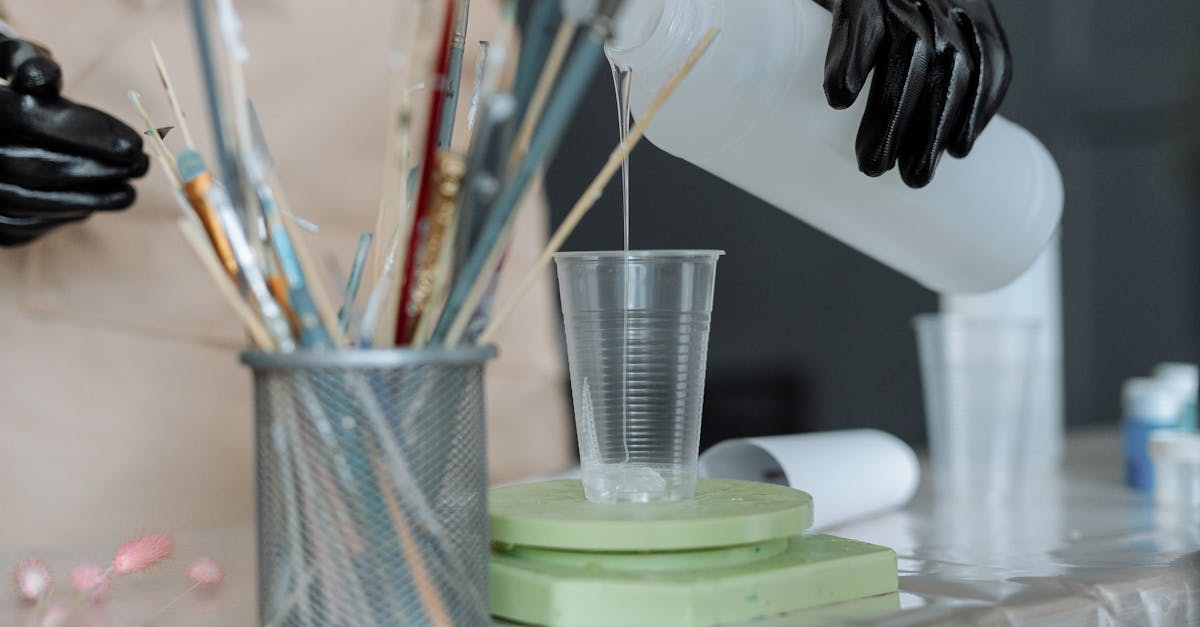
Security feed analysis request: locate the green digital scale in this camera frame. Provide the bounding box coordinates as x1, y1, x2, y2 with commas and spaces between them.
489, 479, 899, 626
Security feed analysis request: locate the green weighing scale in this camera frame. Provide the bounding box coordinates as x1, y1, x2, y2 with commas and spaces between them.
489, 478, 899, 626
492, 250, 900, 625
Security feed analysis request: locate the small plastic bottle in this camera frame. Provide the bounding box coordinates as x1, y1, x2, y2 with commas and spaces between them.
1148, 431, 1200, 508
1123, 378, 1185, 491
1153, 363, 1199, 432
607, 0, 1063, 293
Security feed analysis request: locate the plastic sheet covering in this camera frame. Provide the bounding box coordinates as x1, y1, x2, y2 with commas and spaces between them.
821, 428, 1200, 626
1, 430, 1195, 626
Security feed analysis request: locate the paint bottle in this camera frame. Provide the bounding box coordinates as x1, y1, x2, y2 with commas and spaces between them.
1153, 363, 1199, 432
1123, 378, 1184, 491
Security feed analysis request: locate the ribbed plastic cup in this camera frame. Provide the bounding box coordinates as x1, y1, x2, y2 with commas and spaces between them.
914, 314, 1039, 498
555, 250, 722, 504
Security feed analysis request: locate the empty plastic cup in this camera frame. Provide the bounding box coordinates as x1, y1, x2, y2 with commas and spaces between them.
555, 250, 722, 504
914, 314, 1039, 497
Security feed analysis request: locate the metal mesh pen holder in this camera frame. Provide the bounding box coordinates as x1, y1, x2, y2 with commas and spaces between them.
242, 347, 496, 627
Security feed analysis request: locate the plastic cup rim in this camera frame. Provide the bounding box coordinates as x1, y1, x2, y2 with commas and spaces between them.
553, 249, 725, 262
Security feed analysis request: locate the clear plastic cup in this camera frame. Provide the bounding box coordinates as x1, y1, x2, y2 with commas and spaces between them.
555, 250, 722, 504
914, 314, 1040, 497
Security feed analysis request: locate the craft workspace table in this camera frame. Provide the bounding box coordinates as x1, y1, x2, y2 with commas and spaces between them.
3, 429, 1197, 626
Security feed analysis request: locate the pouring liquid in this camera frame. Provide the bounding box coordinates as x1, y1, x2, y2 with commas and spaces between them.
574, 62, 708, 502
612, 62, 633, 464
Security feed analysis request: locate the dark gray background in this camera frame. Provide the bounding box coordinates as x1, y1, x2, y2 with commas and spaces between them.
533, 1, 1200, 449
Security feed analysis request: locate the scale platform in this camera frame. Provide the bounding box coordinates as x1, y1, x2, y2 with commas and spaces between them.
490, 479, 898, 627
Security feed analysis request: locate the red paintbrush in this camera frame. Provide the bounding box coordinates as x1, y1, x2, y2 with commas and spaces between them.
394, 0, 459, 345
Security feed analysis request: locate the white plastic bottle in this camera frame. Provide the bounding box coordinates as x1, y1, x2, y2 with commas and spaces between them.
607, 0, 1064, 293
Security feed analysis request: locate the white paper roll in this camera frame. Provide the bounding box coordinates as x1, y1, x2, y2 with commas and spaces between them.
700, 430, 920, 529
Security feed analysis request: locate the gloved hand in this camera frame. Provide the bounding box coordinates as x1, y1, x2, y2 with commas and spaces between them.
0, 34, 148, 246
815, 0, 1012, 188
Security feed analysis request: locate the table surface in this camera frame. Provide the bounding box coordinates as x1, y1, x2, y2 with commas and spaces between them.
3, 429, 1197, 626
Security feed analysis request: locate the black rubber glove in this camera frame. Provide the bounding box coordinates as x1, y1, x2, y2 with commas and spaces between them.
815, 0, 1012, 188
0, 34, 148, 246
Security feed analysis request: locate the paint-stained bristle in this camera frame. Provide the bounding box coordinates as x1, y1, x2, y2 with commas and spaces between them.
112, 535, 174, 575
186, 558, 224, 586
13, 557, 50, 602
69, 562, 109, 600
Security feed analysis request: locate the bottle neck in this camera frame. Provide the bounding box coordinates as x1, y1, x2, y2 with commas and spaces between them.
606, 0, 706, 71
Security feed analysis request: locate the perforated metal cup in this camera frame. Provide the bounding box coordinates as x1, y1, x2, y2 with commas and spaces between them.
243, 348, 495, 627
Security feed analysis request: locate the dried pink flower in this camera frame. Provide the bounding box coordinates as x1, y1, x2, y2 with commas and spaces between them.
112, 534, 174, 575
13, 557, 51, 602
185, 558, 224, 586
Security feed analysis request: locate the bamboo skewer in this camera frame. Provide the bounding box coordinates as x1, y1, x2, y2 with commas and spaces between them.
151, 41, 197, 150
479, 28, 720, 344
374, 457, 452, 626
128, 90, 182, 189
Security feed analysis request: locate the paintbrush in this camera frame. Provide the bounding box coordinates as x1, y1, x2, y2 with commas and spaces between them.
177, 148, 297, 350
406, 150, 467, 342
436, 0, 472, 148
339, 233, 373, 335
451, 94, 515, 284
147, 48, 242, 279
394, 0, 460, 344
510, 0, 563, 121
508, 17, 578, 166
186, 0, 245, 213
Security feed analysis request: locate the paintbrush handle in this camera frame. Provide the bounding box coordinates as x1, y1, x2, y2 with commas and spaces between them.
395, 0, 461, 345
508, 19, 576, 167
436, 0, 471, 148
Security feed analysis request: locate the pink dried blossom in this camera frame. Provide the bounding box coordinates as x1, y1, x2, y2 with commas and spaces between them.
186, 558, 224, 586
112, 534, 174, 575
13, 558, 51, 602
